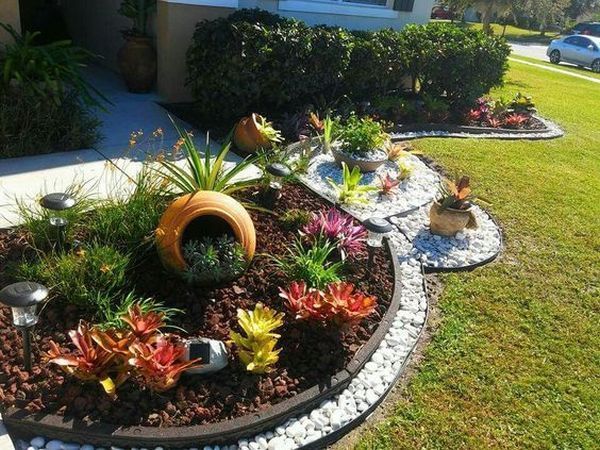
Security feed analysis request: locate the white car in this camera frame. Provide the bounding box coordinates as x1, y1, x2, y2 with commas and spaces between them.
547, 35, 600, 73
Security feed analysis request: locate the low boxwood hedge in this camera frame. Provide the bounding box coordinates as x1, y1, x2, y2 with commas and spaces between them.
186, 9, 510, 125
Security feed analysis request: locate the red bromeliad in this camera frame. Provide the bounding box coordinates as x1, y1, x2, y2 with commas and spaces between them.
279, 281, 376, 323
503, 113, 529, 129
47, 323, 129, 398
121, 304, 166, 339
378, 173, 400, 195
129, 335, 202, 392
301, 207, 367, 259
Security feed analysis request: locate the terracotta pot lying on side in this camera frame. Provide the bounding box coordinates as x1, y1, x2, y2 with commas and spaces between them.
429, 201, 478, 236
331, 147, 386, 173
233, 113, 272, 154
155, 191, 256, 272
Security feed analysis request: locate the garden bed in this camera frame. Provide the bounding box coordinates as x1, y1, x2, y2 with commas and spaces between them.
0, 183, 402, 447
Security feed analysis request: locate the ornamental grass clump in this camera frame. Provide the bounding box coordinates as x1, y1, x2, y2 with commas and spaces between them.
301, 207, 366, 260
47, 304, 202, 396
279, 280, 376, 324
230, 303, 284, 374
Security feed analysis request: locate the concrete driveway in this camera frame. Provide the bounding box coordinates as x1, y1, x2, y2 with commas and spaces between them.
510, 42, 549, 61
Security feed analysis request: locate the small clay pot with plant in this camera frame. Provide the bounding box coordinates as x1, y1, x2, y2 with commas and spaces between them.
117, 0, 157, 93
331, 115, 389, 173
233, 113, 282, 154
429, 176, 479, 236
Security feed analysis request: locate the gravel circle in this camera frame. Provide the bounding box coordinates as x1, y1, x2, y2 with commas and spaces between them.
389, 205, 502, 270
299, 153, 440, 221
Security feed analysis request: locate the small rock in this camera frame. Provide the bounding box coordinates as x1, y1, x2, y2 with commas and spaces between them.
30, 438, 45, 449
45, 441, 63, 450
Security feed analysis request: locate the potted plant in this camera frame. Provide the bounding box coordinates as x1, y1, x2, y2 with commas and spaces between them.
332, 115, 389, 172
429, 176, 478, 236
117, 0, 157, 93
233, 113, 282, 154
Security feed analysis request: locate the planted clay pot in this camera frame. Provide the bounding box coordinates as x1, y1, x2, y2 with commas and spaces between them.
429, 201, 477, 236
156, 191, 256, 272
233, 113, 272, 154
118, 35, 157, 93
331, 147, 386, 173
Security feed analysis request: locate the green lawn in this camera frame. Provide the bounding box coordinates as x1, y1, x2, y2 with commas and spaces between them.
355, 61, 600, 449
433, 20, 561, 44
510, 54, 600, 80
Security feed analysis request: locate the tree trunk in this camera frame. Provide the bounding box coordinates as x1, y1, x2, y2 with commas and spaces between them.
481, 7, 493, 35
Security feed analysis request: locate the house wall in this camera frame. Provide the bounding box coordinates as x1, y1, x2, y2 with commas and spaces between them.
157, 0, 434, 102
0, 0, 21, 43
60, 0, 132, 71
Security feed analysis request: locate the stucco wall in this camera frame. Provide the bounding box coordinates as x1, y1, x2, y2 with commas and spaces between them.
158, 0, 434, 102
0, 0, 21, 43
60, 0, 133, 70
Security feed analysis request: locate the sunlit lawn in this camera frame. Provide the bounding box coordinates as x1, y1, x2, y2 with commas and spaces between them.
510, 54, 600, 80
354, 60, 600, 449
433, 20, 561, 44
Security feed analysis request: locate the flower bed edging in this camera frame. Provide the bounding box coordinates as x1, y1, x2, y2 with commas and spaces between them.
391, 115, 563, 141
3, 241, 403, 449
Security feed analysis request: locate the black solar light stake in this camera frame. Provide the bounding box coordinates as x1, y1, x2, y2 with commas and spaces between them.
363, 217, 393, 269
0, 282, 49, 372
264, 163, 291, 208
40, 192, 75, 251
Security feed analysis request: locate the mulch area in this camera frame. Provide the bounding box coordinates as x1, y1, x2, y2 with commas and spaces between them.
0, 183, 394, 427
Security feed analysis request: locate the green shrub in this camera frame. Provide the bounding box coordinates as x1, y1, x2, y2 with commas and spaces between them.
186, 11, 509, 123
400, 23, 510, 109
0, 88, 101, 158
12, 243, 130, 310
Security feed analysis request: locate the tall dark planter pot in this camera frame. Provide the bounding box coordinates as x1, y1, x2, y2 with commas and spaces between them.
118, 35, 157, 93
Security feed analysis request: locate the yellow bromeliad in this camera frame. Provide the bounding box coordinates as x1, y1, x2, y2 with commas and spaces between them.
230, 303, 284, 374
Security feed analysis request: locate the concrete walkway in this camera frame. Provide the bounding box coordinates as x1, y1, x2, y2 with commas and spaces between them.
508, 56, 600, 84
0, 66, 256, 228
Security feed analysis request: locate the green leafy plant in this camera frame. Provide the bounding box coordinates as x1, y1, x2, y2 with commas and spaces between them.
279, 209, 311, 231
371, 96, 418, 123
118, 0, 156, 37
337, 115, 388, 156
327, 162, 377, 205
509, 92, 536, 114
309, 112, 339, 152
13, 243, 131, 311
273, 238, 343, 289
230, 303, 284, 374
397, 159, 414, 181
0, 23, 108, 108
182, 235, 247, 285
156, 118, 260, 195
421, 94, 450, 123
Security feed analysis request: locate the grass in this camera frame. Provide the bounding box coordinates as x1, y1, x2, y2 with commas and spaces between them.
509, 54, 600, 80
355, 61, 600, 448
433, 20, 561, 45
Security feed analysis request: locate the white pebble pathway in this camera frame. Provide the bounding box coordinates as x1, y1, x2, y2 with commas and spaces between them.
12, 155, 503, 450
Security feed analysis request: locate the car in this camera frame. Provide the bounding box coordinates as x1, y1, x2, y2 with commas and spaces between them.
570, 22, 600, 37
547, 35, 600, 73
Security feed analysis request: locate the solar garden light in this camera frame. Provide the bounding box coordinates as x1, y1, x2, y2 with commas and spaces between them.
264, 163, 291, 208
0, 282, 49, 372
363, 217, 393, 269
40, 192, 75, 251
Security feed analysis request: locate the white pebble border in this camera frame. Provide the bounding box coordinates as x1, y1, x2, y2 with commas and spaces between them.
8, 154, 503, 450
300, 153, 440, 221
389, 205, 502, 270
390, 115, 563, 141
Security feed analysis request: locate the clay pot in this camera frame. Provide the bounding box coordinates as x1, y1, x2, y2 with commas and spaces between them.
117, 35, 157, 93
331, 147, 386, 173
429, 201, 477, 236
156, 191, 256, 272
233, 113, 272, 154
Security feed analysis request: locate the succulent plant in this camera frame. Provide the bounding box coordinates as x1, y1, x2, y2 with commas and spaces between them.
327, 162, 378, 205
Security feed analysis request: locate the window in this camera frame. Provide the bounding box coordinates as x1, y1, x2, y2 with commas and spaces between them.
278, 0, 400, 18
564, 36, 579, 45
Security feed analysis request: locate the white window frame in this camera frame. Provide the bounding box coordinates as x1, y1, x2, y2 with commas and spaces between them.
279, 0, 399, 19
160, 0, 239, 8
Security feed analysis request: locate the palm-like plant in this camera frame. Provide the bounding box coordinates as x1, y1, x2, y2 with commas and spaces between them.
156, 117, 261, 195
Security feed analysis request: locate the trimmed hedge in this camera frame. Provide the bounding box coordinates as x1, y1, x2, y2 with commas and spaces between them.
186, 9, 510, 124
